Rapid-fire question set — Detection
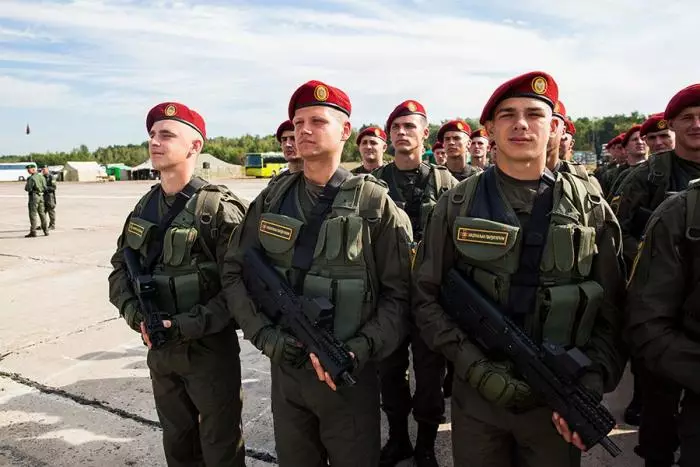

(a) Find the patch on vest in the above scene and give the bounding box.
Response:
[456,227,509,246]
[259,219,294,241]
[127,221,145,237]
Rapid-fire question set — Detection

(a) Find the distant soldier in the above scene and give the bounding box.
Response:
[24,164,48,237]
[108,102,248,467]
[642,112,676,155]
[275,119,302,177]
[559,117,576,161]
[469,127,490,170]
[352,126,387,174]
[432,140,447,166]
[608,124,649,205]
[439,120,480,181]
[600,134,628,197]
[41,166,57,230]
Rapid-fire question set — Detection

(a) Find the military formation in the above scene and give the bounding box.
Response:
[23,164,57,237]
[105,74,700,467]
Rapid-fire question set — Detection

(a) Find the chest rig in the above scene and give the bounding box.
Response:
[447,167,608,348]
[257,171,387,341]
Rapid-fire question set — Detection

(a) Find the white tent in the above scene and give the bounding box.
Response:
[63,161,107,182]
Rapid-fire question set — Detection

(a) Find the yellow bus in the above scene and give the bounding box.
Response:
[244,152,288,178]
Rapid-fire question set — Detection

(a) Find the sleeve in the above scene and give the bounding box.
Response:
[24,176,33,192]
[175,196,247,340]
[615,168,651,266]
[412,195,485,379]
[625,197,700,393]
[108,213,138,316]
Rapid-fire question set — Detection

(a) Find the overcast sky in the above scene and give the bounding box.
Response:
[1,0,698,155]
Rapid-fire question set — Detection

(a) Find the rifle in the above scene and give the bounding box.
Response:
[242,248,357,387]
[440,268,622,457]
[122,247,169,350]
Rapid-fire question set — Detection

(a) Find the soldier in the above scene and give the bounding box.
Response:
[439,119,480,181]
[413,71,626,467]
[642,112,676,155]
[600,134,627,197]
[469,127,490,170]
[277,119,303,175]
[559,118,576,161]
[625,179,700,467]
[107,102,248,467]
[608,124,649,204]
[432,140,447,165]
[373,100,456,467]
[222,80,412,467]
[24,164,48,237]
[352,126,387,174]
[41,166,57,230]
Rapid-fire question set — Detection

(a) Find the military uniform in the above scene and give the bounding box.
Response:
[448,165,480,181]
[413,72,627,467]
[554,160,603,194]
[222,80,413,467]
[43,169,57,229]
[108,102,248,467]
[351,164,373,175]
[24,169,48,237]
[625,179,700,467]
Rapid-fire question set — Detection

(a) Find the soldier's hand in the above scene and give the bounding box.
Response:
[552,412,588,451]
[309,352,354,392]
[122,301,144,332]
[467,359,534,408]
[254,326,307,367]
[140,320,173,350]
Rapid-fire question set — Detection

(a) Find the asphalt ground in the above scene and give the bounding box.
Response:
[0,178,644,466]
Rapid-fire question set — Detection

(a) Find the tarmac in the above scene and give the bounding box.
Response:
[0,178,645,466]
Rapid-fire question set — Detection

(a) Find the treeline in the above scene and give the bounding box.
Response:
[1,113,648,166]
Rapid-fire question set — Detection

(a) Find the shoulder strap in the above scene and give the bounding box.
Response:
[649,153,672,209]
[447,171,482,225]
[434,165,454,191]
[686,181,700,242]
[358,176,388,219]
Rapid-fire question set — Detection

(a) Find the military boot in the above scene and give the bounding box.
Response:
[379,417,413,467]
[25,231,37,238]
[413,422,439,467]
[42,228,49,236]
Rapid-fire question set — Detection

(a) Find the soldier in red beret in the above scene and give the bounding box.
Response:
[413,71,625,467]
[373,100,456,467]
[608,124,649,203]
[108,102,249,466]
[640,112,676,155]
[599,134,629,197]
[352,125,387,174]
[469,128,490,170]
[438,119,480,181]
[432,140,447,165]
[223,81,413,467]
[559,118,576,162]
[276,119,303,174]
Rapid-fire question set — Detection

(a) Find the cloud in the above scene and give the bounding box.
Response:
[0,0,698,155]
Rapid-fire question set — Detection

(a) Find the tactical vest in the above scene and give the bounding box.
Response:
[683,179,700,340]
[124,181,247,317]
[257,172,389,341]
[374,162,453,240]
[446,168,612,348]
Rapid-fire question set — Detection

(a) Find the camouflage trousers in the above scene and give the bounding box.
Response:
[28,195,48,232]
[44,192,56,227]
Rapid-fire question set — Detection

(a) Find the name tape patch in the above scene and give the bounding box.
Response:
[456,227,509,246]
[127,221,145,237]
[260,220,294,241]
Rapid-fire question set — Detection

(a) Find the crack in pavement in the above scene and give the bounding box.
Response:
[0,371,279,464]
[0,253,112,269]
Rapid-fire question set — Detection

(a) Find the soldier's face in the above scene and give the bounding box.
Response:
[280,130,300,162]
[443,131,470,159]
[469,137,489,159]
[486,97,554,163]
[434,149,447,165]
[148,120,201,171]
[390,115,429,156]
[670,107,700,152]
[644,129,675,154]
[548,116,565,155]
[359,136,386,163]
[559,133,574,156]
[293,106,351,161]
[625,131,647,158]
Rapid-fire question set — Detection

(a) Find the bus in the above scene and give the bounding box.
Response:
[244,152,287,178]
[0,162,37,182]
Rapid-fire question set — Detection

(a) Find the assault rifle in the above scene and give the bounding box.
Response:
[440,268,622,457]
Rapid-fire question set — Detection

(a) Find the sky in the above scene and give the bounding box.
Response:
[1,0,698,155]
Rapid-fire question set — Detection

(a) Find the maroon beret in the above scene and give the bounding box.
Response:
[664,83,700,121]
[386,100,427,133]
[564,118,576,136]
[471,128,489,139]
[640,113,669,137]
[146,102,206,139]
[622,124,642,147]
[356,126,387,145]
[431,141,443,151]
[288,80,351,120]
[437,120,472,142]
[480,71,559,124]
[553,100,567,120]
[275,120,294,142]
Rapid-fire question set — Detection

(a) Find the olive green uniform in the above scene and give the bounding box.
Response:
[43,172,57,229]
[351,164,374,175]
[108,177,248,467]
[448,164,481,182]
[413,166,626,467]
[24,172,48,235]
[625,181,700,467]
[222,170,412,467]
[601,162,627,199]
[555,160,603,195]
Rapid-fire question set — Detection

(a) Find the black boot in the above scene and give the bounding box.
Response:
[380,417,413,467]
[42,228,49,236]
[25,231,37,238]
[413,423,439,467]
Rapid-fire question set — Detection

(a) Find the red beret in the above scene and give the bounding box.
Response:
[640,113,669,137]
[564,118,576,136]
[431,141,443,151]
[471,128,489,139]
[553,100,567,120]
[664,83,700,121]
[356,126,387,145]
[480,71,559,124]
[276,120,294,142]
[622,124,642,147]
[437,119,472,142]
[288,80,351,120]
[386,100,427,133]
[146,102,206,139]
